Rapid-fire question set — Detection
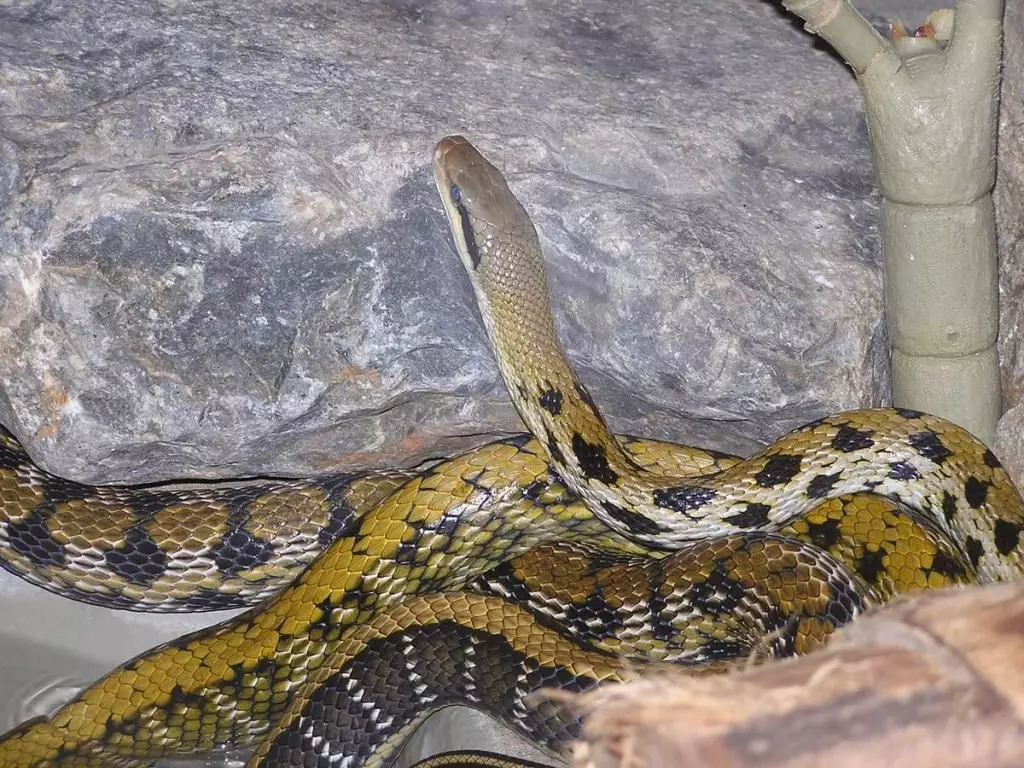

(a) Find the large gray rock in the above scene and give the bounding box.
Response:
[0,0,890,484]
[996,0,1024,485]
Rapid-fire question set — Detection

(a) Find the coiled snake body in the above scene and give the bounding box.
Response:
[0,136,1022,767]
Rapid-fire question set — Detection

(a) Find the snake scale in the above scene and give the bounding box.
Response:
[0,135,1021,767]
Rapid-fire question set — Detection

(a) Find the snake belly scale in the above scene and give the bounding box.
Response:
[0,135,1020,768]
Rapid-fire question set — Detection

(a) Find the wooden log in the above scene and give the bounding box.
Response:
[572,581,1024,768]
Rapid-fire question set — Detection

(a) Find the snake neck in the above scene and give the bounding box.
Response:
[468,233,672,537]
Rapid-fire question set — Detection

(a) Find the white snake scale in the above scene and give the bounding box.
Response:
[0,136,1020,768]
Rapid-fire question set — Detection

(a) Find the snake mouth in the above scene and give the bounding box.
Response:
[432,136,475,268]
[432,135,476,203]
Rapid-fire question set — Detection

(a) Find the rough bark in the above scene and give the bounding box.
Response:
[572,581,1024,768]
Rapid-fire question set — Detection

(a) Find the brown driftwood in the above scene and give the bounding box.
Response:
[571,582,1024,768]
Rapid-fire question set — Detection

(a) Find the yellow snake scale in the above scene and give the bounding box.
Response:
[0,135,1021,767]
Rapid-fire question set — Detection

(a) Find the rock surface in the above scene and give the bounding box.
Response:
[996,0,1024,486]
[0,0,891,484]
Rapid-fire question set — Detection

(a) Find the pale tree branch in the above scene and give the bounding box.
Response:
[781,0,897,74]
[946,0,1005,80]
[777,0,1006,442]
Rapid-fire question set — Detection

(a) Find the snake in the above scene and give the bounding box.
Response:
[0,135,1022,768]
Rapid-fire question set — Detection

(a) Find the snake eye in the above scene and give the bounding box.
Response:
[449,183,463,206]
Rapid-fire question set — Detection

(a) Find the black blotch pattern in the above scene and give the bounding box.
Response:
[171,683,209,709]
[546,430,565,466]
[307,595,338,636]
[646,564,677,643]
[103,527,168,586]
[941,491,958,524]
[538,387,563,416]
[965,536,985,569]
[928,551,968,580]
[963,476,988,508]
[101,713,120,740]
[888,461,920,481]
[571,434,619,484]
[983,448,1003,469]
[523,480,549,500]
[562,589,628,642]
[895,408,925,419]
[317,476,364,548]
[6,507,66,568]
[805,517,842,550]
[600,501,668,537]
[471,561,531,602]
[856,548,885,584]
[685,561,747,617]
[746,601,798,658]
[907,430,953,464]
[830,424,875,453]
[345,574,384,616]
[653,486,717,515]
[993,519,1023,556]
[724,503,772,528]
[983,448,999,473]
[455,202,481,268]
[209,524,275,577]
[585,549,627,573]
[433,508,462,536]
[806,472,842,499]
[821,566,869,622]
[754,455,802,488]
[98,678,214,743]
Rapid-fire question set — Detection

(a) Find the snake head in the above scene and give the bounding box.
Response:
[432,135,534,276]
